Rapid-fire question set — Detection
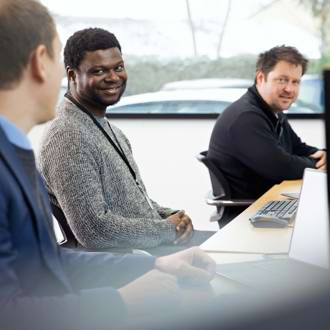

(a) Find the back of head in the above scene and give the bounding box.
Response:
[0,0,56,90]
[64,28,121,70]
[256,45,308,79]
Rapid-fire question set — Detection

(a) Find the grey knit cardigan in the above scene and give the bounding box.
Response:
[37,99,177,249]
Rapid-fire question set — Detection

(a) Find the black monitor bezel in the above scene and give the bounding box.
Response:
[324,68,330,209]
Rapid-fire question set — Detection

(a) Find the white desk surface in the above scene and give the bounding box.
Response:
[201,180,302,254]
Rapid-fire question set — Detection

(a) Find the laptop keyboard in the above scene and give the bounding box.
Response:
[251,199,298,221]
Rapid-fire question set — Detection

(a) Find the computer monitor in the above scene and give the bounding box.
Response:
[324,68,330,208]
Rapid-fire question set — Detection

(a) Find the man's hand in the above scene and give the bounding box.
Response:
[155,247,216,285]
[118,269,180,317]
[310,150,327,170]
[119,248,216,318]
[168,210,194,245]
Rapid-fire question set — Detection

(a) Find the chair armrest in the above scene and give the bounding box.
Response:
[206,198,254,206]
[205,191,254,207]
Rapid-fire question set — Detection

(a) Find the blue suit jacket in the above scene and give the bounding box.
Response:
[0,127,155,329]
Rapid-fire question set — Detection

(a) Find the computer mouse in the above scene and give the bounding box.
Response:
[250,215,289,228]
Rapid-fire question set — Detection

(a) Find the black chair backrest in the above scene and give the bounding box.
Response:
[51,203,78,248]
[198,151,232,199]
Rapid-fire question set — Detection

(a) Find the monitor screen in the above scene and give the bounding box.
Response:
[324,68,330,208]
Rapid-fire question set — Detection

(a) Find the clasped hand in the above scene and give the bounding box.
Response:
[310,150,327,170]
[168,210,194,245]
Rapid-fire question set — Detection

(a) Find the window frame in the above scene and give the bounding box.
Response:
[105,112,324,120]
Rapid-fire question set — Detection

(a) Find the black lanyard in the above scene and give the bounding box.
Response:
[64,92,154,209]
[64,92,137,182]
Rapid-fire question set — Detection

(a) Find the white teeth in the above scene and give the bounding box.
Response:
[108,87,119,91]
[104,87,119,94]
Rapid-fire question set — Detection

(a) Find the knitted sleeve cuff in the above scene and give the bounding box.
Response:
[159,219,177,243]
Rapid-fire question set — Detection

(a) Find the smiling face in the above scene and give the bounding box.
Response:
[68,47,127,115]
[256,60,303,113]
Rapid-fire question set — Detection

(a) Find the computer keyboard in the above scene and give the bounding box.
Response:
[250,199,298,222]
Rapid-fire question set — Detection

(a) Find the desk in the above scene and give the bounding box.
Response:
[201,180,302,254]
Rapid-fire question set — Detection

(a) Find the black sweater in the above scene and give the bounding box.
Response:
[208,85,318,199]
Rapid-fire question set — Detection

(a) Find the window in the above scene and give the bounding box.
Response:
[43,0,327,118]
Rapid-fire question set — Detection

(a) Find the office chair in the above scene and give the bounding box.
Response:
[196,151,254,227]
[51,203,79,248]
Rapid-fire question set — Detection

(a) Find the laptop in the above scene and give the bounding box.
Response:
[216,168,330,289]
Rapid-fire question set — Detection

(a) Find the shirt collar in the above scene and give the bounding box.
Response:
[248,84,279,127]
[0,116,32,150]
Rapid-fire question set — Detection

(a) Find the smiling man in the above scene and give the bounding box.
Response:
[207,45,326,221]
[0,3,218,328]
[37,28,195,249]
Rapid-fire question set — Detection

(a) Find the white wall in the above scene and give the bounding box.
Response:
[29,118,325,231]
[289,119,325,149]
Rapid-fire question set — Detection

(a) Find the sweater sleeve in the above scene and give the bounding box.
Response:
[60,247,155,289]
[38,130,176,249]
[230,112,316,181]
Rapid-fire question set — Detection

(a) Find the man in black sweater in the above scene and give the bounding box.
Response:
[208,46,326,203]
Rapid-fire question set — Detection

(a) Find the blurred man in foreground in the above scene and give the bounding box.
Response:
[0,1,215,329]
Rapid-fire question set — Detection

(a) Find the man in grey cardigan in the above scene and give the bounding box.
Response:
[0,2,216,328]
[38,28,194,249]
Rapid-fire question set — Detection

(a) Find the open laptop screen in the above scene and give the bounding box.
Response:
[289,169,329,269]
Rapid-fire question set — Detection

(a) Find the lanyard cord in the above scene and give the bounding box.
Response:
[64,93,137,182]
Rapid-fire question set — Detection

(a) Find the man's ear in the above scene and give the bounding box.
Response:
[66,67,76,83]
[256,70,265,86]
[29,44,48,83]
